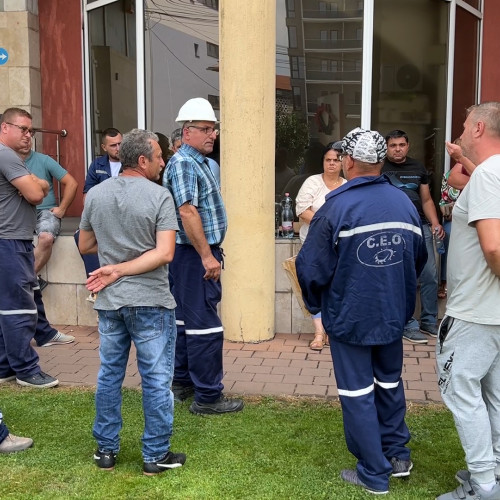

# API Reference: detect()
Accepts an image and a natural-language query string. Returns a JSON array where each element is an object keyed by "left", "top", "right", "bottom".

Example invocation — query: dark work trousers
[
  {"left": 74, "top": 229, "right": 100, "bottom": 277},
  {"left": 0, "top": 410, "right": 9, "bottom": 443},
  {"left": 32, "top": 287, "right": 57, "bottom": 346},
  {"left": 330, "top": 338, "right": 410, "bottom": 492},
  {"left": 0, "top": 240, "right": 40, "bottom": 379},
  {"left": 169, "top": 244, "right": 224, "bottom": 404}
]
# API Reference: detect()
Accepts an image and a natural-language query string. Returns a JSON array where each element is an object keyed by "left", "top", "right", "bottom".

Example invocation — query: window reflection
[
  {"left": 275, "top": 0, "right": 363, "bottom": 200},
  {"left": 88, "top": 0, "right": 137, "bottom": 158},
  {"left": 372, "top": 0, "right": 448, "bottom": 200}
]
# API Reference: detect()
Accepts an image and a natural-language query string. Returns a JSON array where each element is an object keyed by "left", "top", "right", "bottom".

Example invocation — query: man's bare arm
[
  {"left": 179, "top": 202, "right": 221, "bottom": 281},
  {"left": 476, "top": 219, "right": 500, "bottom": 277},
  {"left": 447, "top": 163, "right": 470, "bottom": 190},
  {"left": 420, "top": 183, "right": 445, "bottom": 238},
  {"left": 79, "top": 228, "right": 98, "bottom": 255},
  {"left": 51, "top": 173, "right": 78, "bottom": 218},
  {"left": 86, "top": 230, "right": 177, "bottom": 292},
  {"left": 11, "top": 174, "right": 50, "bottom": 205}
]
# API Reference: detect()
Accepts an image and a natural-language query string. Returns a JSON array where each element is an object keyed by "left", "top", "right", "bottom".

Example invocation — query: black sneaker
[
  {"left": 189, "top": 395, "right": 244, "bottom": 415},
  {"left": 143, "top": 451, "right": 186, "bottom": 476},
  {"left": 16, "top": 371, "right": 59, "bottom": 388},
  {"left": 94, "top": 449, "right": 116, "bottom": 470},
  {"left": 390, "top": 457, "right": 413, "bottom": 477},
  {"left": 172, "top": 383, "right": 195, "bottom": 402},
  {"left": 38, "top": 276, "right": 48, "bottom": 291}
]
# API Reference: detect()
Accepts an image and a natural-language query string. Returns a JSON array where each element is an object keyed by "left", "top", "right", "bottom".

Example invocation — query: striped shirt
[{"left": 164, "top": 144, "right": 227, "bottom": 245}]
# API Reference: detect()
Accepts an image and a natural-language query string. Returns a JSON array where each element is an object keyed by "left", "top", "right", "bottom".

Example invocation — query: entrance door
[{"left": 83, "top": 0, "right": 139, "bottom": 161}]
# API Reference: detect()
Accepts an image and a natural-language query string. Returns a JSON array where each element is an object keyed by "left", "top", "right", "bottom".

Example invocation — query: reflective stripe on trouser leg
[
  {"left": 170, "top": 244, "right": 224, "bottom": 402},
  {"left": 330, "top": 339, "right": 408, "bottom": 492},
  {"left": 0, "top": 240, "right": 40, "bottom": 378}
]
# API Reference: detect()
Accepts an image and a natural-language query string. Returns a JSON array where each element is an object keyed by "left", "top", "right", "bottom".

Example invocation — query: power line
[{"left": 150, "top": 28, "right": 219, "bottom": 91}]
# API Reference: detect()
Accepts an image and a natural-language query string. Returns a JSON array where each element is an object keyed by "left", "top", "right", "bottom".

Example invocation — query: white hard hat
[{"left": 175, "top": 97, "right": 218, "bottom": 124}]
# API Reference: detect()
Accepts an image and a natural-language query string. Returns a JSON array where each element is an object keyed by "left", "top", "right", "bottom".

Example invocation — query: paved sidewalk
[{"left": 34, "top": 325, "right": 442, "bottom": 404}]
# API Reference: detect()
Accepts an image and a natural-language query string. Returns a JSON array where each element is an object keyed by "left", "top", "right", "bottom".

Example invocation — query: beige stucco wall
[
  {"left": 219, "top": 1, "right": 276, "bottom": 342},
  {"left": 0, "top": 1, "right": 41, "bottom": 122}
]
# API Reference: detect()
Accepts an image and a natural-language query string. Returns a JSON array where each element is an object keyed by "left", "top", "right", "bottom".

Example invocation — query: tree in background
[{"left": 276, "top": 112, "right": 309, "bottom": 171}]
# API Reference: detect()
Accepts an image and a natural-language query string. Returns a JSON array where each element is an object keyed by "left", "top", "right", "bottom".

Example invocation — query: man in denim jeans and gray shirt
[{"left": 79, "top": 129, "right": 185, "bottom": 475}]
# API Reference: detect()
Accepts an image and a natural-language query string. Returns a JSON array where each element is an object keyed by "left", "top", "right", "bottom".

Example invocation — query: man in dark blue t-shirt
[{"left": 382, "top": 130, "right": 445, "bottom": 344}]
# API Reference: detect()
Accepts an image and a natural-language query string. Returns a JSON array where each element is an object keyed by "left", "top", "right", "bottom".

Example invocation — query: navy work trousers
[
  {"left": 170, "top": 244, "right": 224, "bottom": 404},
  {"left": 0, "top": 240, "right": 40, "bottom": 379},
  {"left": 330, "top": 338, "right": 410, "bottom": 492}
]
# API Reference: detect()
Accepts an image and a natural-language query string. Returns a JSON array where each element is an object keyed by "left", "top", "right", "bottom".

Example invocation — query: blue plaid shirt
[{"left": 163, "top": 144, "right": 227, "bottom": 245}]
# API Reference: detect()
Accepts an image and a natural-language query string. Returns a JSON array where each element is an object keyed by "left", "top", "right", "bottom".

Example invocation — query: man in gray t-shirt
[
  {"left": 0, "top": 108, "right": 59, "bottom": 389},
  {"left": 78, "top": 129, "right": 186, "bottom": 475}
]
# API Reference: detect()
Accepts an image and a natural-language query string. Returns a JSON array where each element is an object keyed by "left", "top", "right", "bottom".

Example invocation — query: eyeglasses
[
  {"left": 187, "top": 125, "right": 219, "bottom": 136},
  {"left": 5, "top": 122, "right": 36, "bottom": 137}
]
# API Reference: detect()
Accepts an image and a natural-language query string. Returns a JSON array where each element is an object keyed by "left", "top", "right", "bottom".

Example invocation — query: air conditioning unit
[{"left": 380, "top": 64, "right": 422, "bottom": 93}]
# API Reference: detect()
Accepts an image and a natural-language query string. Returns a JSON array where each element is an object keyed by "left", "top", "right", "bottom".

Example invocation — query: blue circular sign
[{"left": 0, "top": 48, "right": 9, "bottom": 65}]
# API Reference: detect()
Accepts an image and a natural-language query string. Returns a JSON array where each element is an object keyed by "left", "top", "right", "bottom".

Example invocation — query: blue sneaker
[
  {"left": 420, "top": 323, "right": 438, "bottom": 338},
  {"left": 403, "top": 328, "right": 428, "bottom": 344},
  {"left": 340, "top": 469, "right": 388, "bottom": 495}
]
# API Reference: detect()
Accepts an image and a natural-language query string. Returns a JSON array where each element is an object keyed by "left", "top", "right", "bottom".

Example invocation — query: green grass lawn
[{"left": 0, "top": 386, "right": 464, "bottom": 499}]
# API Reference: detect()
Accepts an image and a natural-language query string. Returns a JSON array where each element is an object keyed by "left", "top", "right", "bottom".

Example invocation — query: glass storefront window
[
  {"left": 275, "top": 0, "right": 363, "bottom": 201},
  {"left": 144, "top": 0, "right": 220, "bottom": 141},
  {"left": 371, "top": 0, "right": 448, "bottom": 201},
  {"left": 87, "top": 0, "right": 137, "bottom": 157}
]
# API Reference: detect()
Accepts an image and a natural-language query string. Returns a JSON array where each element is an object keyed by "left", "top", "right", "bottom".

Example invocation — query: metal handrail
[{"left": 32, "top": 128, "right": 68, "bottom": 203}]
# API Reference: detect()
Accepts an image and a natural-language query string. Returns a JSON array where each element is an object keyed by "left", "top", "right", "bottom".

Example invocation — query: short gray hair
[
  {"left": 119, "top": 129, "right": 159, "bottom": 169},
  {"left": 467, "top": 102, "right": 500, "bottom": 137},
  {"left": 170, "top": 128, "right": 182, "bottom": 145}
]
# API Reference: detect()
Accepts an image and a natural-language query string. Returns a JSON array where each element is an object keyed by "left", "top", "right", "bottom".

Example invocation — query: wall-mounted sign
[{"left": 0, "top": 48, "right": 9, "bottom": 65}]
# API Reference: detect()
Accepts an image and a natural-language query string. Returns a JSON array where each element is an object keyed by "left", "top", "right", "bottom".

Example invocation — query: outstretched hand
[{"left": 86, "top": 265, "right": 121, "bottom": 292}]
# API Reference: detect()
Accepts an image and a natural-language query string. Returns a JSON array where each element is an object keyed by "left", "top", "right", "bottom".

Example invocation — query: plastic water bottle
[
  {"left": 434, "top": 227, "right": 445, "bottom": 255},
  {"left": 281, "top": 193, "right": 294, "bottom": 239}
]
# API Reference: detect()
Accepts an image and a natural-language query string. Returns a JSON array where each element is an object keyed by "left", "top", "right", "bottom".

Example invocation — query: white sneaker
[{"left": 41, "top": 331, "right": 75, "bottom": 347}]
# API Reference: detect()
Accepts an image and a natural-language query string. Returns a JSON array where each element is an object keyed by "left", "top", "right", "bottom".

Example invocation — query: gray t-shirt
[
  {"left": 0, "top": 144, "right": 36, "bottom": 240},
  {"left": 446, "top": 154, "right": 500, "bottom": 324},
  {"left": 80, "top": 176, "right": 179, "bottom": 310}
]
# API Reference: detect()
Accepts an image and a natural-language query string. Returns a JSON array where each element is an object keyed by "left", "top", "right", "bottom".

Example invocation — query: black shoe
[
  {"left": 16, "top": 371, "right": 59, "bottom": 388},
  {"left": 38, "top": 276, "right": 48, "bottom": 291},
  {"left": 143, "top": 451, "right": 186, "bottom": 475},
  {"left": 94, "top": 449, "right": 116, "bottom": 470},
  {"left": 172, "top": 383, "right": 195, "bottom": 402},
  {"left": 189, "top": 395, "right": 244, "bottom": 415},
  {"left": 390, "top": 457, "right": 413, "bottom": 477}
]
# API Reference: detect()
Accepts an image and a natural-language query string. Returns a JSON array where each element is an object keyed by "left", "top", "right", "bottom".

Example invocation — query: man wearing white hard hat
[
  {"left": 297, "top": 128, "right": 427, "bottom": 495},
  {"left": 163, "top": 98, "right": 243, "bottom": 415}
]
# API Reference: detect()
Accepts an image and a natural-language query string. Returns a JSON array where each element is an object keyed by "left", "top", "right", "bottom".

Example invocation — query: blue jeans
[
  {"left": 93, "top": 307, "right": 177, "bottom": 463},
  {"left": 418, "top": 224, "right": 438, "bottom": 326}
]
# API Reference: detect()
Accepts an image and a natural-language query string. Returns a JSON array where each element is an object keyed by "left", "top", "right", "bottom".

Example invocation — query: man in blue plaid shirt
[{"left": 163, "top": 98, "right": 243, "bottom": 415}]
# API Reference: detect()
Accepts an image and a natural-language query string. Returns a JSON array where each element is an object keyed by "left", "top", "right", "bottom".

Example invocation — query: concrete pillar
[
  {"left": 0, "top": 0, "right": 41, "bottom": 124},
  {"left": 219, "top": 1, "right": 276, "bottom": 342}
]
